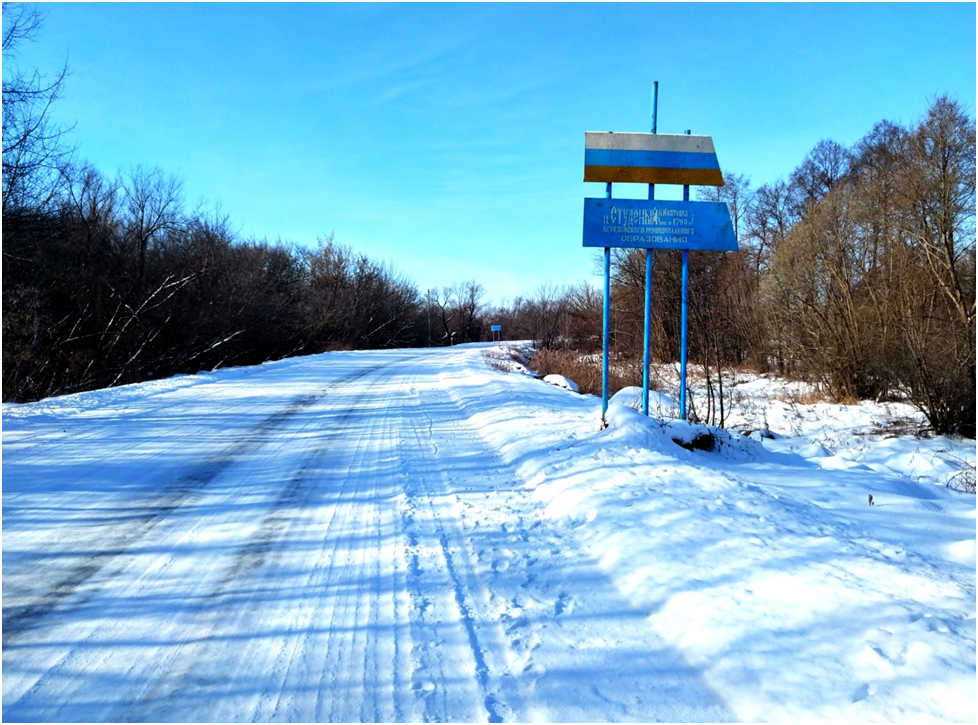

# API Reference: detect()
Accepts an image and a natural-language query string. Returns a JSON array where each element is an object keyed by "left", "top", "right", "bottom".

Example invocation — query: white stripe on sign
[{"left": 585, "top": 132, "right": 717, "bottom": 154}]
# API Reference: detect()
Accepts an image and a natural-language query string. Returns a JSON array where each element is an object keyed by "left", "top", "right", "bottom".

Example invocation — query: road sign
[
  {"left": 490, "top": 325, "right": 502, "bottom": 332},
  {"left": 584, "top": 132, "right": 724, "bottom": 186},
  {"left": 582, "top": 198, "right": 738, "bottom": 250}
]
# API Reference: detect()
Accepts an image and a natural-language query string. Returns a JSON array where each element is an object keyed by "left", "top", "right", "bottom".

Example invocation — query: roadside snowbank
[{"left": 457, "top": 346, "right": 976, "bottom": 722}]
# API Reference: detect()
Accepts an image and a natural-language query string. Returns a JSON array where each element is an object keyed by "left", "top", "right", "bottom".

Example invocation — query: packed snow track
[{"left": 2, "top": 347, "right": 734, "bottom": 722}]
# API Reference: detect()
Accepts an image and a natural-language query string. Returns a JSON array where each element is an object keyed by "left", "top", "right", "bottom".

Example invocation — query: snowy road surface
[
  {"left": 3, "top": 348, "right": 729, "bottom": 722},
  {"left": 3, "top": 345, "right": 975, "bottom": 722}
]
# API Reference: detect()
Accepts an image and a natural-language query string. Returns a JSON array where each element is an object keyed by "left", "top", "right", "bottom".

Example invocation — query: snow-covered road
[
  {"left": 3, "top": 345, "right": 974, "bottom": 722},
  {"left": 2, "top": 348, "right": 732, "bottom": 722}
]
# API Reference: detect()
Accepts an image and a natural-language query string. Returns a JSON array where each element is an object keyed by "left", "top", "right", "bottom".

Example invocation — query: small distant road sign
[
  {"left": 584, "top": 132, "right": 724, "bottom": 186},
  {"left": 490, "top": 325, "right": 502, "bottom": 332},
  {"left": 582, "top": 198, "right": 737, "bottom": 251}
]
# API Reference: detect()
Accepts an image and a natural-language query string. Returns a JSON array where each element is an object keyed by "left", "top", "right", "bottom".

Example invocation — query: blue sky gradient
[{"left": 9, "top": 2, "right": 976, "bottom": 303}]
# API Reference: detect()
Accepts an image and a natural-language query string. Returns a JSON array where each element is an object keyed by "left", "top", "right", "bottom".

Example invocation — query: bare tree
[
  {"left": 897, "top": 96, "right": 976, "bottom": 328},
  {"left": 891, "top": 97, "right": 976, "bottom": 435},
  {"left": 120, "top": 167, "right": 184, "bottom": 280},
  {"left": 2, "top": 2, "right": 73, "bottom": 214},
  {"left": 789, "top": 138, "right": 850, "bottom": 212},
  {"left": 564, "top": 281, "right": 602, "bottom": 350}
]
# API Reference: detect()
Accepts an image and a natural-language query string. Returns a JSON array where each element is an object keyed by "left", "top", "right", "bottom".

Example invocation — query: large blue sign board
[{"left": 582, "top": 198, "right": 738, "bottom": 251}]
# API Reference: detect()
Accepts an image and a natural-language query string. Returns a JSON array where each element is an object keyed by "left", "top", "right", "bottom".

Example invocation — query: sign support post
[
  {"left": 680, "top": 248, "right": 690, "bottom": 420},
  {"left": 643, "top": 245, "right": 653, "bottom": 416},
  {"left": 602, "top": 181, "right": 612, "bottom": 423}
]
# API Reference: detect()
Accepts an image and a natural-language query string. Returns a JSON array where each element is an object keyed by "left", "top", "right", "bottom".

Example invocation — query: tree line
[{"left": 3, "top": 175, "right": 493, "bottom": 401}]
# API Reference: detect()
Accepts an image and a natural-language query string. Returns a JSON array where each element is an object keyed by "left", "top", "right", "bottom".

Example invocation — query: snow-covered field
[{"left": 2, "top": 344, "right": 974, "bottom": 722}]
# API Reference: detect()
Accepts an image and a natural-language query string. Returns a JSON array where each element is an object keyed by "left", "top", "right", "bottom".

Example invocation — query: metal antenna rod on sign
[{"left": 642, "top": 81, "right": 658, "bottom": 417}]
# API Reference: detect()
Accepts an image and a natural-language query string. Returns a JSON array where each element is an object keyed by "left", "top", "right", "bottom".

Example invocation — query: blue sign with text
[{"left": 582, "top": 198, "right": 738, "bottom": 251}]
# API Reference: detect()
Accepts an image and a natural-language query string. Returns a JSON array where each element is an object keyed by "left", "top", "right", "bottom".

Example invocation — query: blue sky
[{"left": 9, "top": 2, "right": 976, "bottom": 304}]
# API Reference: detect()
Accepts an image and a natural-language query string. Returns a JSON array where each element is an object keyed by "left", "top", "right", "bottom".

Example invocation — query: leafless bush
[
  {"left": 529, "top": 349, "right": 640, "bottom": 397},
  {"left": 481, "top": 345, "right": 535, "bottom": 376},
  {"left": 945, "top": 456, "right": 976, "bottom": 494}
]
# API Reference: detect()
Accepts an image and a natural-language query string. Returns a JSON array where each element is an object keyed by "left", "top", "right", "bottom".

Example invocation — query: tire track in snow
[
  {"left": 395, "top": 376, "right": 512, "bottom": 723},
  {"left": 3, "top": 360, "right": 404, "bottom": 721},
  {"left": 114, "top": 365, "right": 402, "bottom": 722},
  {"left": 1, "top": 391, "right": 327, "bottom": 721},
  {"left": 438, "top": 531, "right": 504, "bottom": 723},
  {"left": 1, "top": 391, "right": 321, "bottom": 647}
]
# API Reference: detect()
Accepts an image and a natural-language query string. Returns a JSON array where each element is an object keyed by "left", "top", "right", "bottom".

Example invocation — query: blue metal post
[
  {"left": 602, "top": 181, "right": 612, "bottom": 425},
  {"left": 642, "top": 81, "right": 658, "bottom": 417},
  {"left": 643, "top": 249, "right": 653, "bottom": 416},
  {"left": 680, "top": 249, "right": 689, "bottom": 420},
  {"left": 679, "top": 129, "right": 691, "bottom": 420}
]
